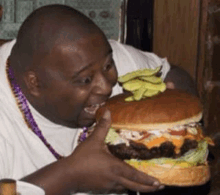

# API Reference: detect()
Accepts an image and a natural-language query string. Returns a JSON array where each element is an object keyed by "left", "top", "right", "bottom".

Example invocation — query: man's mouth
[{"left": 84, "top": 102, "right": 106, "bottom": 115}]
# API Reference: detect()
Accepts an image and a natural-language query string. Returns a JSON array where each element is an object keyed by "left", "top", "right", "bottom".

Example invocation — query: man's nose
[{"left": 93, "top": 73, "right": 112, "bottom": 96}]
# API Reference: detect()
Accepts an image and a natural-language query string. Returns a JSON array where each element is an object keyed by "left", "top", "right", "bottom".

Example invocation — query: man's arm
[{"left": 164, "top": 65, "right": 198, "bottom": 96}]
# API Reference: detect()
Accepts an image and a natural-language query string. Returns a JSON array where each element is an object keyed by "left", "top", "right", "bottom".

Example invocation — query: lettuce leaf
[
  {"left": 179, "top": 140, "right": 208, "bottom": 164},
  {"left": 105, "top": 128, "right": 122, "bottom": 144}
]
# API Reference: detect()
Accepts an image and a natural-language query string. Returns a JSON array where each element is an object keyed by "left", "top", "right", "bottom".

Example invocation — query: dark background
[{"left": 126, "top": 0, "right": 154, "bottom": 52}]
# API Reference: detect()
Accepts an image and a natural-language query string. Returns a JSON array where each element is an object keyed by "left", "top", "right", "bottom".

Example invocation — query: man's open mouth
[{"left": 84, "top": 102, "right": 105, "bottom": 115}]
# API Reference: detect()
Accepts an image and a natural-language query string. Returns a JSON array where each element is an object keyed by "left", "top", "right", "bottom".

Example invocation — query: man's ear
[{"left": 23, "top": 71, "right": 41, "bottom": 97}]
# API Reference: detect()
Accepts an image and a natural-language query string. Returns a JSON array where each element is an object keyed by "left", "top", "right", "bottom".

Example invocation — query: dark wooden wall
[
  {"left": 201, "top": 1, "right": 220, "bottom": 194},
  {"left": 152, "top": 1, "right": 220, "bottom": 194},
  {"left": 153, "top": 0, "right": 200, "bottom": 80},
  {"left": 126, "top": 0, "right": 154, "bottom": 51}
]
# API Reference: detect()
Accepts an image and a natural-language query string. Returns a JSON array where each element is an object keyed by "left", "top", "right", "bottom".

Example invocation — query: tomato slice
[
  {"left": 169, "top": 129, "right": 187, "bottom": 136},
  {"left": 138, "top": 132, "right": 151, "bottom": 140}
]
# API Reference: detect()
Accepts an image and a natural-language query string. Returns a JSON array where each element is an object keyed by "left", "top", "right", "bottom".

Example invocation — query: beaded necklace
[{"left": 6, "top": 59, "right": 88, "bottom": 160}]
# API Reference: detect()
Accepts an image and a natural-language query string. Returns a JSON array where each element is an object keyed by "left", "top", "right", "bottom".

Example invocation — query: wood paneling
[
  {"left": 202, "top": 8, "right": 220, "bottom": 195},
  {"left": 196, "top": 0, "right": 210, "bottom": 97},
  {"left": 153, "top": 0, "right": 200, "bottom": 79},
  {"left": 153, "top": 1, "right": 220, "bottom": 194}
]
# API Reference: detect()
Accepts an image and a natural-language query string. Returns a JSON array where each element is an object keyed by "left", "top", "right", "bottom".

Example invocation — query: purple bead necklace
[{"left": 6, "top": 59, "right": 88, "bottom": 160}]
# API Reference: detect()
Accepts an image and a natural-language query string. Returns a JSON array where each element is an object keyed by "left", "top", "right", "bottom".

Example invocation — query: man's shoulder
[
  {"left": 108, "top": 39, "right": 131, "bottom": 50},
  {"left": 108, "top": 39, "right": 152, "bottom": 57},
  {"left": 0, "top": 39, "right": 16, "bottom": 76},
  {"left": 0, "top": 39, "right": 10, "bottom": 47},
  {"left": 0, "top": 39, "right": 16, "bottom": 53}
]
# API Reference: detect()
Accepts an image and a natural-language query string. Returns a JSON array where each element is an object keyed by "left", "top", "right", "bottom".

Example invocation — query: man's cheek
[{"left": 70, "top": 102, "right": 84, "bottom": 118}]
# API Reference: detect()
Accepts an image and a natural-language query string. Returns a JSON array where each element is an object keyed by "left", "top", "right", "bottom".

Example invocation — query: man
[{"left": 0, "top": 4, "right": 197, "bottom": 195}]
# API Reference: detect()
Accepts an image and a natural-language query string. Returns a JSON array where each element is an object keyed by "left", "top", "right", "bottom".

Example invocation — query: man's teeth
[{"left": 84, "top": 103, "right": 105, "bottom": 115}]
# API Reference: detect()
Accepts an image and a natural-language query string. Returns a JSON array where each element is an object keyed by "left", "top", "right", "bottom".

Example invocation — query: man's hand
[
  {"left": 164, "top": 65, "right": 198, "bottom": 96},
  {"left": 66, "top": 109, "right": 164, "bottom": 194},
  {"left": 166, "top": 81, "right": 175, "bottom": 89},
  {"left": 22, "top": 109, "right": 164, "bottom": 195}
]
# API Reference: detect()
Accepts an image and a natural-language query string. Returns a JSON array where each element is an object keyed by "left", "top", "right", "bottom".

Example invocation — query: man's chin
[
  {"left": 59, "top": 118, "right": 95, "bottom": 129},
  {"left": 77, "top": 118, "right": 96, "bottom": 128}
]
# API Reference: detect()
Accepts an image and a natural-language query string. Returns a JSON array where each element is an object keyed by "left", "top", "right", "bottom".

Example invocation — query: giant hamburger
[{"left": 96, "top": 89, "right": 214, "bottom": 186}]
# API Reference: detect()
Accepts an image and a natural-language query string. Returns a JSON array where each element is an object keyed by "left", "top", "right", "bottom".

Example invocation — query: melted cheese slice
[{"left": 136, "top": 133, "right": 200, "bottom": 154}]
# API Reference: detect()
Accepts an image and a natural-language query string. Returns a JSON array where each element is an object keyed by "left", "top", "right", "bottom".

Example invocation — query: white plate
[{"left": 17, "top": 181, "right": 45, "bottom": 195}]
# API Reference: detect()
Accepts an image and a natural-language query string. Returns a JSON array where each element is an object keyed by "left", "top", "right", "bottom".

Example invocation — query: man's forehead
[
  {"left": 46, "top": 35, "right": 112, "bottom": 74},
  {"left": 54, "top": 33, "right": 111, "bottom": 57},
  {"left": 58, "top": 43, "right": 78, "bottom": 54}
]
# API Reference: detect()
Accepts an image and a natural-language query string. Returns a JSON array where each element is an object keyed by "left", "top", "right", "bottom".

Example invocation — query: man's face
[{"left": 36, "top": 33, "right": 118, "bottom": 128}]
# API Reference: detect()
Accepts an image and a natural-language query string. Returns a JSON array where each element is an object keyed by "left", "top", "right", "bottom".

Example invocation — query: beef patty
[{"left": 107, "top": 139, "right": 198, "bottom": 160}]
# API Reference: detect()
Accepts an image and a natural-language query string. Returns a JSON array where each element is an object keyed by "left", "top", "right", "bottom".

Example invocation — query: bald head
[
  {"left": 8, "top": 5, "right": 116, "bottom": 128},
  {"left": 10, "top": 4, "right": 105, "bottom": 72}
]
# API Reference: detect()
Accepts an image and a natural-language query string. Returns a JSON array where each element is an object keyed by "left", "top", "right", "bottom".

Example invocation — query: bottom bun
[{"left": 127, "top": 160, "right": 210, "bottom": 186}]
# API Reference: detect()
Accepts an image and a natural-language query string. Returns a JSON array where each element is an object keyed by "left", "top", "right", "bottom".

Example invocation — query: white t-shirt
[{"left": 0, "top": 39, "right": 170, "bottom": 184}]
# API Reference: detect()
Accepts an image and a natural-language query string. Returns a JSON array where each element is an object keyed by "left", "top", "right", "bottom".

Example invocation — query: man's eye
[
  {"left": 82, "top": 77, "right": 92, "bottom": 84},
  {"left": 104, "top": 63, "right": 113, "bottom": 72},
  {"left": 76, "top": 77, "right": 92, "bottom": 84}
]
